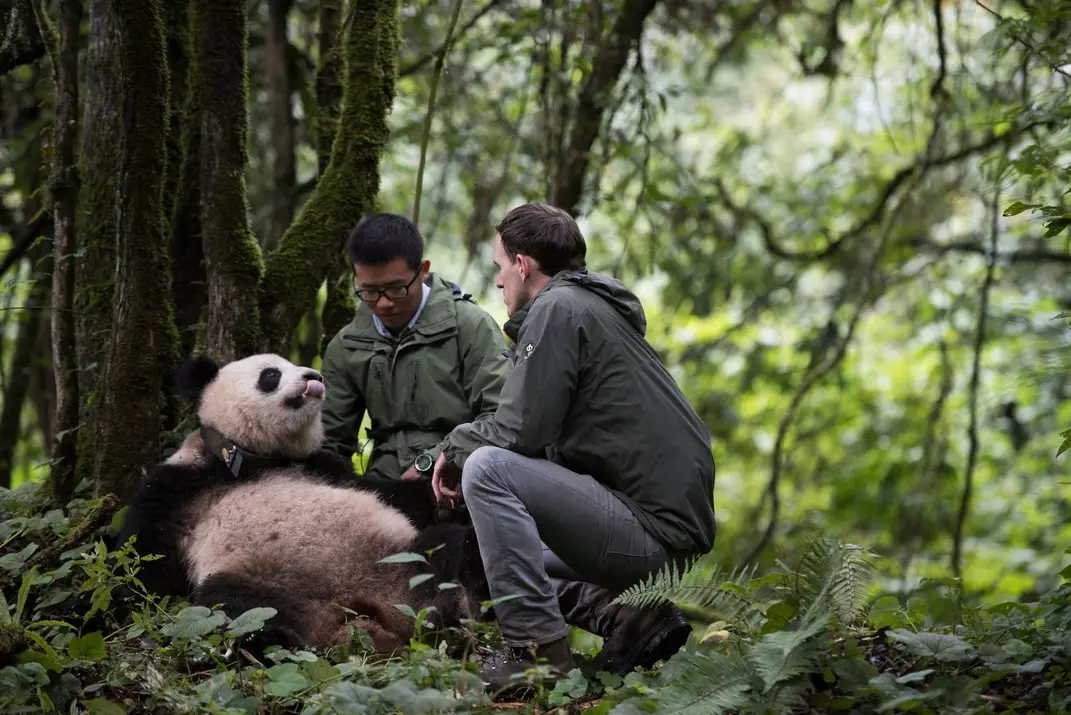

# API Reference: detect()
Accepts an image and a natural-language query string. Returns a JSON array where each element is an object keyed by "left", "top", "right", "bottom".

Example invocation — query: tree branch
[
  {"left": 398, "top": 0, "right": 504, "bottom": 77},
  {"left": 909, "top": 237, "right": 1071, "bottom": 264},
  {"left": 413, "top": 0, "right": 465, "bottom": 225},
  {"left": 717, "top": 121, "right": 1049, "bottom": 262},
  {"left": 742, "top": 163, "right": 928, "bottom": 566},
  {"left": 258, "top": 0, "right": 399, "bottom": 354},
  {"left": 0, "top": 212, "right": 50, "bottom": 280},
  {"left": 550, "top": 0, "right": 660, "bottom": 216},
  {"left": 951, "top": 188, "right": 1000, "bottom": 577}
]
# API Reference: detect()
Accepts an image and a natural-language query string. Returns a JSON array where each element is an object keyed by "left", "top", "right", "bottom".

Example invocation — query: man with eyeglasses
[{"left": 320, "top": 213, "right": 511, "bottom": 484}]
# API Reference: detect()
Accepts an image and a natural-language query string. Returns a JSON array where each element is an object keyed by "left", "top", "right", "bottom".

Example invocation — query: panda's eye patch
[{"left": 258, "top": 367, "right": 282, "bottom": 393}]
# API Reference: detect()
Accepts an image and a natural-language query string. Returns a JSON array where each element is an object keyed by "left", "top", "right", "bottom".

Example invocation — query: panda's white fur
[{"left": 116, "top": 353, "right": 486, "bottom": 655}]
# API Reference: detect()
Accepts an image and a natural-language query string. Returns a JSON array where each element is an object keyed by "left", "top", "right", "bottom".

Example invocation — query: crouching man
[{"left": 432, "top": 203, "right": 718, "bottom": 694}]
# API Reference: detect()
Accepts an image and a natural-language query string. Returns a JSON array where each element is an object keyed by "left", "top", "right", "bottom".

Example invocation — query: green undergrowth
[{"left": 1, "top": 481, "right": 1069, "bottom": 714}]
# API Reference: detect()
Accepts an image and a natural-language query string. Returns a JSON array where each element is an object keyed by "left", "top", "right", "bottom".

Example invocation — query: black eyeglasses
[{"left": 352, "top": 272, "right": 420, "bottom": 304}]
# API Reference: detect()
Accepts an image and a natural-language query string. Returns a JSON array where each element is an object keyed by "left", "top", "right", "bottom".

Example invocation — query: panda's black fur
[{"left": 114, "top": 352, "right": 488, "bottom": 655}]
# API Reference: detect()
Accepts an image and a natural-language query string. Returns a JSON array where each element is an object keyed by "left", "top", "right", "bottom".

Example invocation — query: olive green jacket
[
  {"left": 443, "top": 269, "right": 717, "bottom": 556},
  {"left": 321, "top": 274, "right": 511, "bottom": 480}
]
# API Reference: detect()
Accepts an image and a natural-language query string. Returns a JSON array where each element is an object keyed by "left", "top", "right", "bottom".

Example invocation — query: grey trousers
[{"left": 460, "top": 446, "right": 668, "bottom": 647}]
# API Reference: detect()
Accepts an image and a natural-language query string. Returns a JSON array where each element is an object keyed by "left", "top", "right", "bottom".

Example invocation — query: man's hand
[
  {"left": 432, "top": 452, "right": 462, "bottom": 507},
  {"left": 400, "top": 465, "right": 422, "bottom": 481}
]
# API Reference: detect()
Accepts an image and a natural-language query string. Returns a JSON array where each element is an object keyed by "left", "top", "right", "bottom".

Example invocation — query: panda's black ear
[{"left": 175, "top": 355, "right": 219, "bottom": 403}]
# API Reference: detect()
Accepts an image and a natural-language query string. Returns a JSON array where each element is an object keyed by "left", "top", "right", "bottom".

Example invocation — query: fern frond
[
  {"left": 797, "top": 535, "right": 874, "bottom": 626},
  {"left": 747, "top": 613, "right": 830, "bottom": 693},
  {"left": 613, "top": 558, "right": 758, "bottom": 622},
  {"left": 654, "top": 648, "right": 754, "bottom": 715}
]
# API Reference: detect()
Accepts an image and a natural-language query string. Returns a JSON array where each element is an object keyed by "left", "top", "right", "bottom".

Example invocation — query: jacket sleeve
[
  {"left": 443, "top": 297, "right": 580, "bottom": 470},
  {"left": 320, "top": 335, "right": 365, "bottom": 462}
]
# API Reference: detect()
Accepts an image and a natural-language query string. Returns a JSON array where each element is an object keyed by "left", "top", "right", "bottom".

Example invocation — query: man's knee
[{"left": 461, "top": 446, "right": 512, "bottom": 500}]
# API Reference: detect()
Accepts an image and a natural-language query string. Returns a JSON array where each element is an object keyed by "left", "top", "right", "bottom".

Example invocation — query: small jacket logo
[{"left": 524, "top": 343, "right": 535, "bottom": 359}]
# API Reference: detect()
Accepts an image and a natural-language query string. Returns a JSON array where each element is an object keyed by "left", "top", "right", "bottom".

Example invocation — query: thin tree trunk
[
  {"left": 0, "top": 246, "right": 49, "bottom": 489},
  {"left": 33, "top": 323, "right": 56, "bottom": 458},
  {"left": 91, "top": 0, "right": 175, "bottom": 501},
  {"left": 44, "top": 0, "right": 82, "bottom": 504},
  {"left": 161, "top": 0, "right": 191, "bottom": 239},
  {"left": 260, "top": 0, "right": 399, "bottom": 354},
  {"left": 75, "top": 0, "right": 123, "bottom": 488},
  {"left": 550, "top": 0, "right": 659, "bottom": 216},
  {"left": 192, "top": 0, "right": 263, "bottom": 362},
  {"left": 314, "top": 0, "right": 353, "bottom": 355},
  {"left": 266, "top": 0, "right": 296, "bottom": 249}
]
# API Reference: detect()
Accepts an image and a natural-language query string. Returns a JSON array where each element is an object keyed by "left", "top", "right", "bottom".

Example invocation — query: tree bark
[
  {"left": 0, "top": 0, "right": 45, "bottom": 77},
  {"left": 313, "top": 0, "right": 342, "bottom": 175},
  {"left": 191, "top": 0, "right": 263, "bottom": 362},
  {"left": 169, "top": 37, "right": 205, "bottom": 360},
  {"left": 259, "top": 0, "right": 398, "bottom": 354},
  {"left": 44, "top": 0, "right": 82, "bottom": 505},
  {"left": 550, "top": 0, "right": 659, "bottom": 216},
  {"left": 91, "top": 0, "right": 175, "bottom": 502},
  {"left": 0, "top": 246, "right": 49, "bottom": 489},
  {"left": 266, "top": 0, "right": 296, "bottom": 249},
  {"left": 75, "top": 0, "right": 123, "bottom": 488},
  {"left": 160, "top": 0, "right": 191, "bottom": 238}
]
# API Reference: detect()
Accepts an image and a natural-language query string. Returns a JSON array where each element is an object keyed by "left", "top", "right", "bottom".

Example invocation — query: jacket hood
[
  {"left": 504, "top": 269, "right": 647, "bottom": 341},
  {"left": 557, "top": 269, "right": 647, "bottom": 336}
]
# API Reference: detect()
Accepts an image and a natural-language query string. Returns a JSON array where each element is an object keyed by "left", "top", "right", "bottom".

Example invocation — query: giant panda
[{"left": 114, "top": 352, "right": 488, "bottom": 656}]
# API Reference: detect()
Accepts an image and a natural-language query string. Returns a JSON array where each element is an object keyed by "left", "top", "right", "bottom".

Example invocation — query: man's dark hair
[
  {"left": 494, "top": 203, "right": 586, "bottom": 276},
  {"left": 346, "top": 213, "right": 424, "bottom": 270}
]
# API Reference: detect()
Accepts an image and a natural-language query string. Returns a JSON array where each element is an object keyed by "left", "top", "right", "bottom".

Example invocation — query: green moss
[{"left": 258, "top": 0, "right": 399, "bottom": 353}]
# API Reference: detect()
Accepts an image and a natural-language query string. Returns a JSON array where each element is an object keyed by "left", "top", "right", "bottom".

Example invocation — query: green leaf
[
  {"left": 1044, "top": 217, "right": 1071, "bottom": 237},
  {"left": 81, "top": 699, "right": 127, "bottom": 715},
  {"left": 265, "top": 662, "right": 312, "bottom": 697},
  {"left": 226, "top": 607, "right": 277, "bottom": 636},
  {"left": 886, "top": 629, "right": 974, "bottom": 663},
  {"left": 161, "top": 605, "right": 227, "bottom": 639},
  {"left": 867, "top": 596, "right": 906, "bottom": 630},
  {"left": 378, "top": 552, "right": 427, "bottom": 564},
  {"left": 1056, "top": 428, "right": 1071, "bottom": 458},
  {"left": 301, "top": 657, "right": 339, "bottom": 685},
  {"left": 66, "top": 632, "right": 106, "bottom": 662},
  {"left": 894, "top": 669, "right": 933, "bottom": 684},
  {"left": 408, "top": 573, "right": 434, "bottom": 589},
  {"left": 1002, "top": 200, "right": 1035, "bottom": 216}
]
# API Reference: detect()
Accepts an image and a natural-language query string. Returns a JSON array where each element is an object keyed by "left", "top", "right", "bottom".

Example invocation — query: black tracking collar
[{"left": 199, "top": 425, "right": 294, "bottom": 478}]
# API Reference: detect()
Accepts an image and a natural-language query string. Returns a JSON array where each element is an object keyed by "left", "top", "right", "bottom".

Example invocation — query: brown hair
[{"left": 494, "top": 203, "right": 587, "bottom": 276}]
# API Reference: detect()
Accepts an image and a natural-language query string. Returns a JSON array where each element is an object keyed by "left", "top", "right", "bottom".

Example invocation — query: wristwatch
[{"left": 414, "top": 451, "right": 435, "bottom": 474}]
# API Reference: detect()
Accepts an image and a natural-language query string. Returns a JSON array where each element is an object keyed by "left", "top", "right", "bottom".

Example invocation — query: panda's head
[{"left": 176, "top": 353, "right": 326, "bottom": 458}]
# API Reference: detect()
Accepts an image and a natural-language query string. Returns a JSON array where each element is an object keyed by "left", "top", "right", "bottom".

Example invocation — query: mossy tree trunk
[
  {"left": 258, "top": 0, "right": 398, "bottom": 355},
  {"left": 44, "top": 0, "right": 82, "bottom": 505},
  {"left": 91, "top": 0, "right": 176, "bottom": 501},
  {"left": 74, "top": 0, "right": 123, "bottom": 489},
  {"left": 191, "top": 0, "right": 263, "bottom": 362}
]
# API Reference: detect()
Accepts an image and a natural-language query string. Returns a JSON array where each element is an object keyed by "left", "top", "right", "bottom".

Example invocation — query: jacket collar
[{"left": 503, "top": 269, "right": 586, "bottom": 342}]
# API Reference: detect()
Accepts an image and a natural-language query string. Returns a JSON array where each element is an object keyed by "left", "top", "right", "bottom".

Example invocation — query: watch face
[{"left": 415, "top": 454, "right": 434, "bottom": 472}]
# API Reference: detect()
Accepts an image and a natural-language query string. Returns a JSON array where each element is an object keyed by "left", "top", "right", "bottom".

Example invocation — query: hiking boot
[
  {"left": 478, "top": 635, "right": 576, "bottom": 697},
  {"left": 555, "top": 579, "right": 692, "bottom": 674}
]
